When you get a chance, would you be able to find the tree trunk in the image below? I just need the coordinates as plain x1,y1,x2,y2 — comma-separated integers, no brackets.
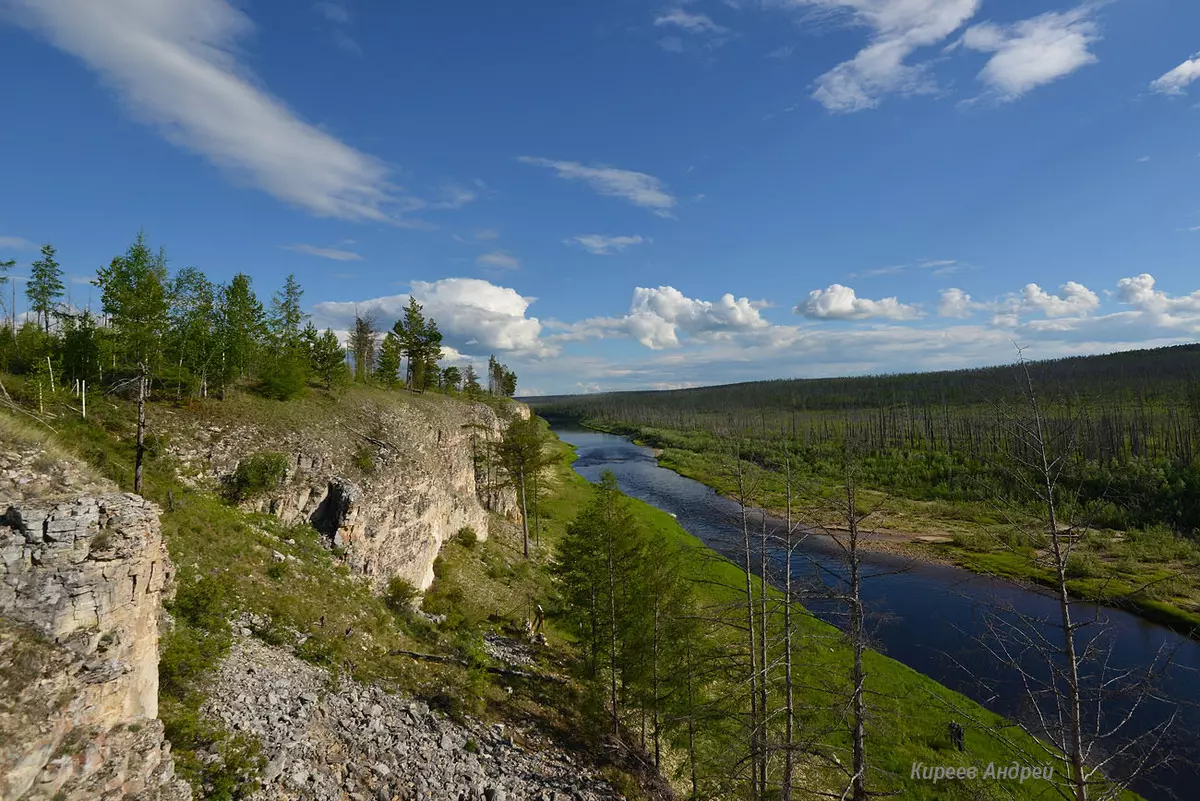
134,367,147,495
518,463,530,558
607,521,620,738
737,454,760,800
847,474,867,801
782,445,795,801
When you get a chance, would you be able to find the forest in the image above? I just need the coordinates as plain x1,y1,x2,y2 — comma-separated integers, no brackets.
0,234,520,406
530,346,1200,535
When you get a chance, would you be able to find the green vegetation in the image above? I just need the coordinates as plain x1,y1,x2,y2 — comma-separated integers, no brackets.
225,452,288,501
530,347,1200,634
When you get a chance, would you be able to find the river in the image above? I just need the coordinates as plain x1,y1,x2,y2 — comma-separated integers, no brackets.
552,425,1200,801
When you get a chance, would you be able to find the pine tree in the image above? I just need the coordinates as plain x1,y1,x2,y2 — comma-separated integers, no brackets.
395,297,426,388
441,365,462,392
269,274,307,351
350,313,378,383
28,243,64,332
93,234,170,372
463,364,481,396
310,327,347,390
215,273,265,394
375,331,403,387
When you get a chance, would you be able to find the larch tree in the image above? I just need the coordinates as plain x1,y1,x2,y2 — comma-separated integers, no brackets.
215,272,265,395
349,312,378,383
28,243,64,333
375,331,403,387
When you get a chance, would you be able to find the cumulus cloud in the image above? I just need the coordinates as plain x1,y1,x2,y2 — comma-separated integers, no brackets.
961,8,1099,100
516,157,676,217
568,286,770,350
5,0,403,221
1116,273,1200,316
797,283,924,320
283,243,362,261
565,235,647,256
791,0,981,112
1021,281,1099,318
1150,54,1200,96
310,278,553,357
476,251,520,270
938,288,976,318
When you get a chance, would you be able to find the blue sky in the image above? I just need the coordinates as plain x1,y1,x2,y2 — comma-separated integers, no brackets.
1,0,1199,394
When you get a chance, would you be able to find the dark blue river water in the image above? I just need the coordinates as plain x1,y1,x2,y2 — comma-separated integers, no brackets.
553,425,1200,801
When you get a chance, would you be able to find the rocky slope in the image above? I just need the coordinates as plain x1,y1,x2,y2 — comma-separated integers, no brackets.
0,424,189,800
206,637,618,801
162,392,524,592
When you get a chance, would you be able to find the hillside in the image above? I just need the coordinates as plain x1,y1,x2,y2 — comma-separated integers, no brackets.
0,380,1118,800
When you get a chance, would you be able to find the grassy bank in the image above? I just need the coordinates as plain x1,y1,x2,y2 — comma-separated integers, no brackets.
583,419,1200,639
524,423,1124,799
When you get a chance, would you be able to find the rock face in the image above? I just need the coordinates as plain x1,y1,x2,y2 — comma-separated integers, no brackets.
165,398,525,592
207,637,619,801
0,440,189,799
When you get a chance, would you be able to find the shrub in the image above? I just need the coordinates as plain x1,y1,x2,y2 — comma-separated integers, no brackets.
351,444,376,474
384,576,419,615
456,526,478,548
227,452,288,501
1066,551,1105,579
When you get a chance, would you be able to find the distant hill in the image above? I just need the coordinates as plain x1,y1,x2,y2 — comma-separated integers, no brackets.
528,343,1200,414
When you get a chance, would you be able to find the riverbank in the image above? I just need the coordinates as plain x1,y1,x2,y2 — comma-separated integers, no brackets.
542,426,1103,800
578,420,1200,639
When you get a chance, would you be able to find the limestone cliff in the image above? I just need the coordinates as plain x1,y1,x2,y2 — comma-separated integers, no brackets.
0,426,189,800
162,394,525,591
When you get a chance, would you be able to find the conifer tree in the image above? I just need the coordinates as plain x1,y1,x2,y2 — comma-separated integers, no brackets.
375,331,403,387
350,313,378,383
93,233,170,372
310,327,347,390
27,243,64,333
215,272,265,394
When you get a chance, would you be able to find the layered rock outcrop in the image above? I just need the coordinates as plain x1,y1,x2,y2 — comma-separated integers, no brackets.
0,433,189,800
164,396,525,591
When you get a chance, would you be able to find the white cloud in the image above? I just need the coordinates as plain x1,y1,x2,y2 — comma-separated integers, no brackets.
1116,273,1200,316
938,288,975,318
283,243,363,261
473,228,500,241
565,235,647,256
797,283,924,320
1150,54,1200,96
516,157,677,217
568,286,770,350
311,278,553,357
6,0,404,221
0,236,37,251
1021,281,1099,318
791,0,981,112
477,251,521,270
655,8,729,35
766,45,794,60
962,8,1099,100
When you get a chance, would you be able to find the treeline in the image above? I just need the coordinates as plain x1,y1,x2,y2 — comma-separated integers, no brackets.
0,234,519,402
531,349,1200,534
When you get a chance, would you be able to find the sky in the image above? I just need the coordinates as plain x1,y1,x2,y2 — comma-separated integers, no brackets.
1,0,1199,395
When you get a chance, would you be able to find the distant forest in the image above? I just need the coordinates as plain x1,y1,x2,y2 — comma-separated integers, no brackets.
529,344,1200,534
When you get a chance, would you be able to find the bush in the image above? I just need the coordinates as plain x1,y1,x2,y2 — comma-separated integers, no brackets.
456,526,478,548
253,354,309,401
1066,551,1105,579
227,452,288,501
351,444,376,474
384,576,419,615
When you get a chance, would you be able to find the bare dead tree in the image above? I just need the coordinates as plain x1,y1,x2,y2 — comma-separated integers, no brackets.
961,348,1182,801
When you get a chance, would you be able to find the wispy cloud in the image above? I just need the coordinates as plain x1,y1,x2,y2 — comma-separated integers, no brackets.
766,45,794,60
283,243,363,261
473,228,501,241
0,236,37,251
517,157,677,217
1150,53,1200,96
477,251,521,270
429,184,478,210
565,235,647,256
960,7,1100,100
6,0,402,221
793,0,982,113
654,8,730,36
